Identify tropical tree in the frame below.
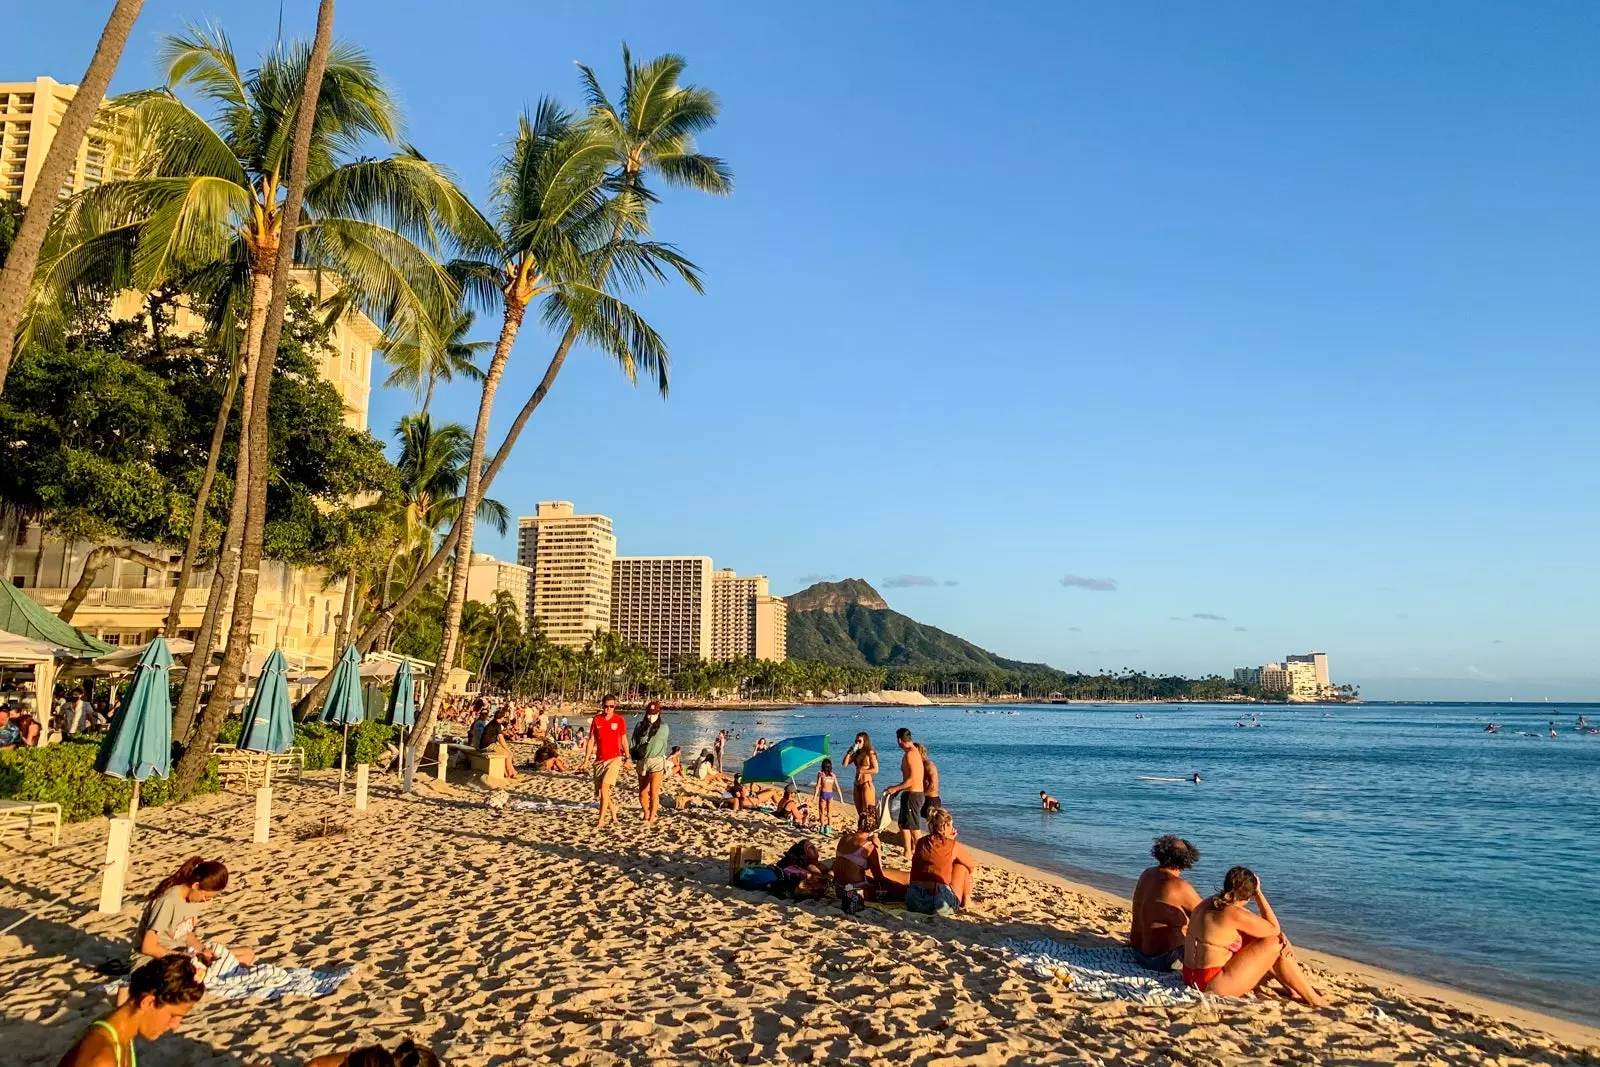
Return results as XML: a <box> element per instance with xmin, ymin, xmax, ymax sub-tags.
<box><xmin>379</xmin><ymin>302</ymin><xmax>489</xmax><ymax>415</ymax></box>
<box><xmin>0</xmin><ymin>0</ymin><xmax>147</xmax><ymax>397</ymax></box>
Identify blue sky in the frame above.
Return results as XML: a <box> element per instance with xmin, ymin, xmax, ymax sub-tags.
<box><xmin>18</xmin><ymin>2</ymin><xmax>1600</xmax><ymax>699</ymax></box>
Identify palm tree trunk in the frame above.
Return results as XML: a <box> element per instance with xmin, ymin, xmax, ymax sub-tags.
<box><xmin>332</xmin><ymin>565</ymin><xmax>358</xmax><ymax>652</ymax></box>
<box><xmin>408</xmin><ymin>303</ymin><xmax>524</xmax><ymax>762</ymax></box>
<box><xmin>0</xmin><ymin>0</ymin><xmax>145</xmax><ymax>396</ymax></box>
<box><xmin>375</xmin><ymin>552</ymin><xmax>399</xmax><ymax>651</ymax></box>
<box><xmin>163</xmin><ymin>349</ymin><xmax>243</xmax><ymax>636</ymax></box>
<box><xmin>58</xmin><ymin>545</ymin><xmax>168</xmax><ymax>623</ymax></box>
<box><xmin>296</xmin><ymin>320</ymin><xmax>582</xmax><ymax>723</ymax></box>
<box><xmin>419</xmin><ymin>373</ymin><xmax>436</xmax><ymax>418</ymax></box>
<box><xmin>173</xmin><ymin>0</ymin><xmax>336</xmax><ymax>796</ymax></box>
<box><xmin>169</xmin><ymin>269</ymin><xmax>269</xmax><ymax>743</ymax></box>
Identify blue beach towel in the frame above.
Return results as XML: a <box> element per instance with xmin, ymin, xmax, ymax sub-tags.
<box><xmin>1000</xmin><ymin>939</ymin><xmax>1201</xmax><ymax>1006</ymax></box>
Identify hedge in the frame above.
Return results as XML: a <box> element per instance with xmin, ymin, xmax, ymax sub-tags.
<box><xmin>0</xmin><ymin>738</ymin><xmax>220</xmax><ymax>824</ymax></box>
<box><xmin>217</xmin><ymin>718</ymin><xmax>400</xmax><ymax>771</ymax></box>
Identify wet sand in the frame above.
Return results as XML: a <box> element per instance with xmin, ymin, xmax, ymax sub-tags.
<box><xmin>1</xmin><ymin>754</ymin><xmax>1594</xmax><ymax>1065</ymax></box>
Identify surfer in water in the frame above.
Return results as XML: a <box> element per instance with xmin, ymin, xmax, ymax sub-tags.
<box><xmin>1039</xmin><ymin>790</ymin><xmax>1061</xmax><ymax>813</ymax></box>
<box><xmin>1484</xmin><ymin>723</ymin><xmax>1500</xmax><ymax>733</ymax></box>
<box><xmin>1191</xmin><ymin>773</ymin><xmax>1202</xmax><ymax>784</ymax></box>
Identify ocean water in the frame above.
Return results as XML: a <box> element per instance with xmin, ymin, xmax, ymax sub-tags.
<box><xmin>669</xmin><ymin>701</ymin><xmax>1600</xmax><ymax>1024</ymax></box>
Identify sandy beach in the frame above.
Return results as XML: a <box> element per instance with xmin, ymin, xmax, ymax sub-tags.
<box><xmin>2</xmin><ymin>751</ymin><xmax>1595</xmax><ymax>1066</ymax></box>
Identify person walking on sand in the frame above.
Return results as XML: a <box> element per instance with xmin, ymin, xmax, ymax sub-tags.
<box><xmin>631</xmin><ymin>701</ymin><xmax>670</xmax><ymax>824</ymax></box>
<box><xmin>882</xmin><ymin>727</ymin><xmax>927</xmax><ymax>854</ymax></box>
<box><xmin>57</xmin><ymin>956</ymin><xmax>205</xmax><ymax>1067</ymax></box>
<box><xmin>586</xmin><ymin>694</ymin><xmax>631</xmax><ymax>829</ymax></box>
<box><xmin>843</xmin><ymin>732</ymin><xmax>879</xmax><ymax>822</ymax></box>
<box><xmin>1130</xmin><ymin>835</ymin><xmax>1202</xmax><ymax>971</ymax></box>
<box><xmin>1180</xmin><ymin>866</ymin><xmax>1328</xmax><ymax>1005</ymax></box>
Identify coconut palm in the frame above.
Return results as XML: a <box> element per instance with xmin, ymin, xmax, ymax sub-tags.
<box><xmin>379</xmin><ymin>303</ymin><xmax>490</xmax><ymax>415</ymax></box>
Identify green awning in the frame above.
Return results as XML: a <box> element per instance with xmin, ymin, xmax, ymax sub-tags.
<box><xmin>0</xmin><ymin>579</ymin><xmax>115</xmax><ymax>657</ymax></box>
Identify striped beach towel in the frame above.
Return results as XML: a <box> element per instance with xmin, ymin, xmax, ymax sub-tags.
<box><xmin>1000</xmin><ymin>939</ymin><xmax>1200</xmax><ymax>1006</ymax></box>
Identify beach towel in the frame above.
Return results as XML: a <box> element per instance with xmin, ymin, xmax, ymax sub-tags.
<box><xmin>873</xmin><ymin>791</ymin><xmax>897</xmax><ymax>834</ymax></box>
<box><xmin>1000</xmin><ymin>939</ymin><xmax>1200</xmax><ymax>1006</ymax></box>
<box><xmin>108</xmin><ymin>945</ymin><xmax>350</xmax><ymax>1002</ymax></box>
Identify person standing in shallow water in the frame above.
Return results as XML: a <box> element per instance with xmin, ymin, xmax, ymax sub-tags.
<box><xmin>1130</xmin><ymin>834</ymin><xmax>1203</xmax><ymax>970</ymax></box>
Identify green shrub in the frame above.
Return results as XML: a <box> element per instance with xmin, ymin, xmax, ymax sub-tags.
<box><xmin>216</xmin><ymin>719</ymin><xmax>243</xmax><ymax>746</ymax></box>
<box><xmin>349</xmin><ymin>720</ymin><xmax>400</xmax><ymax>766</ymax></box>
<box><xmin>0</xmin><ymin>740</ymin><xmax>219</xmax><ymax>823</ymax></box>
<box><xmin>291</xmin><ymin>721</ymin><xmax>343</xmax><ymax>770</ymax></box>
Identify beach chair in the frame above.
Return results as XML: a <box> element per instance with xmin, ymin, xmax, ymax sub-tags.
<box><xmin>213</xmin><ymin>744</ymin><xmax>306</xmax><ymax>790</ymax></box>
<box><xmin>0</xmin><ymin>799</ymin><xmax>62</xmax><ymax>848</ymax></box>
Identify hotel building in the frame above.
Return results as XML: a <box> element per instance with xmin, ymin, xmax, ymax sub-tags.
<box><xmin>464</xmin><ymin>553</ymin><xmax>533</xmax><ymax>623</ymax></box>
<box><xmin>1235</xmin><ymin>651</ymin><xmax>1332</xmax><ymax>700</ymax></box>
<box><xmin>1</xmin><ymin>77</ymin><xmax>133</xmax><ymax>204</ymax></box>
<box><xmin>517</xmin><ymin>502</ymin><xmax>616</xmax><ymax>649</ymax></box>
<box><xmin>709</xmin><ymin>569</ymin><xmax>788</xmax><ymax>662</ymax></box>
<box><xmin>610</xmin><ymin>557</ymin><xmax>713</xmax><ymax>668</ymax></box>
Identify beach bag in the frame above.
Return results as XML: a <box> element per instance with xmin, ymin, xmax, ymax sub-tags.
<box><xmin>736</xmin><ymin>865</ymin><xmax>779</xmax><ymax>890</ymax></box>
<box><xmin>874</xmin><ymin>791</ymin><xmax>897</xmax><ymax>834</ymax></box>
<box><xmin>727</xmin><ymin>845</ymin><xmax>764</xmax><ymax>885</ymax></box>
<box><xmin>839</xmin><ymin>884</ymin><xmax>865</xmax><ymax>915</ymax></box>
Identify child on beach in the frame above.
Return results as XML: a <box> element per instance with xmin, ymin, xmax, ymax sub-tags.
<box><xmin>58</xmin><ymin>956</ymin><xmax>205</xmax><ymax>1067</ymax></box>
<box><xmin>778</xmin><ymin>782</ymin><xmax>808</xmax><ymax>825</ymax></box>
<box><xmin>131</xmin><ymin>857</ymin><xmax>255</xmax><ymax>972</ymax></box>
<box><xmin>813</xmin><ymin>759</ymin><xmax>841</xmax><ymax>825</ymax></box>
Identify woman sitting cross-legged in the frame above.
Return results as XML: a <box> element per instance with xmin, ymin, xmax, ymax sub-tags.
<box><xmin>906</xmin><ymin>807</ymin><xmax>975</xmax><ymax>915</ymax></box>
<box><xmin>132</xmin><ymin>857</ymin><xmax>255</xmax><ymax>972</ymax></box>
<box><xmin>1180</xmin><ymin>865</ymin><xmax>1328</xmax><ymax>1005</ymax></box>
<box><xmin>833</xmin><ymin>812</ymin><xmax>908</xmax><ymax>901</ymax></box>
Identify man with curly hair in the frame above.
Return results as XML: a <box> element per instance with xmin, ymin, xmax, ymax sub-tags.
<box><xmin>1130</xmin><ymin>834</ymin><xmax>1202</xmax><ymax>971</ymax></box>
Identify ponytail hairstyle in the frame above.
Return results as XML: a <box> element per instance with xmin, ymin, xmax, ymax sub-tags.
<box><xmin>146</xmin><ymin>856</ymin><xmax>229</xmax><ymax>903</ymax></box>
<box><xmin>1216</xmin><ymin>865</ymin><xmax>1259</xmax><ymax>906</ymax></box>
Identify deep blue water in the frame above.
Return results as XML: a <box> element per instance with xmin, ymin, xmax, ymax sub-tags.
<box><xmin>671</xmin><ymin>702</ymin><xmax>1600</xmax><ymax>1024</ymax></box>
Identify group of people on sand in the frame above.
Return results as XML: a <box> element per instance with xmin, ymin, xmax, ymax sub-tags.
<box><xmin>57</xmin><ymin>856</ymin><xmax>439</xmax><ymax>1066</ymax></box>
<box><xmin>1130</xmin><ymin>834</ymin><xmax>1328</xmax><ymax>1005</ymax></box>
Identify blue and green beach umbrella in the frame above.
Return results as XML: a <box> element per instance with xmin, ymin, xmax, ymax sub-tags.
<box><xmin>385</xmin><ymin>659</ymin><xmax>415</xmax><ymax>728</ymax></box>
<box><xmin>94</xmin><ymin>635</ymin><xmax>174</xmax><ymax>821</ymax></box>
<box><xmin>320</xmin><ymin>644</ymin><xmax>365</xmax><ymax>794</ymax></box>
<box><xmin>237</xmin><ymin>648</ymin><xmax>293</xmax><ymax>755</ymax></box>
<box><xmin>741</xmin><ymin>734</ymin><xmax>830</xmax><ymax>784</ymax></box>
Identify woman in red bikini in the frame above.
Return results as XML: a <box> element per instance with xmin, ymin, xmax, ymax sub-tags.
<box><xmin>1180</xmin><ymin>866</ymin><xmax>1328</xmax><ymax>1006</ymax></box>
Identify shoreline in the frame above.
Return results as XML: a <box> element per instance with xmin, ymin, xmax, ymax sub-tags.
<box><xmin>965</xmin><ymin>844</ymin><xmax>1600</xmax><ymax>1047</ymax></box>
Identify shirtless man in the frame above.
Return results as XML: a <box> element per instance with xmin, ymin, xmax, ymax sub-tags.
<box><xmin>881</xmin><ymin>727</ymin><xmax>927</xmax><ymax>855</ymax></box>
<box><xmin>1130</xmin><ymin>834</ymin><xmax>1203</xmax><ymax>971</ymax></box>
<box><xmin>1039</xmin><ymin>790</ymin><xmax>1061</xmax><ymax>812</ymax></box>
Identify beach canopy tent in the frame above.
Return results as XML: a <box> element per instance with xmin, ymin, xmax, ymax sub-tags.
<box><xmin>237</xmin><ymin>648</ymin><xmax>294</xmax><ymax>755</ymax></box>
<box><xmin>741</xmin><ymin>735</ymin><xmax>831</xmax><ymax>784</ymax></box>
<box><xmin>0</xmin><ymin>579</ymin><xmax>114</xmax><ymax>657</ymax></box>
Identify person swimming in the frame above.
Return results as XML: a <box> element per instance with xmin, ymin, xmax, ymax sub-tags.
<box><xmin>1191</xmin><ymin>773</ymin><xmax>1202</xmax><ymax>784</ymax></box>
<box><xmin>1484</xmin><ymin>723</ymin><xmax>1500</xmax><ymax>733</ymax></box>
<box><xmin>1039</xmin><ymin>790</ymin><xmax>1061</xmax><ymax>812</ymax></box>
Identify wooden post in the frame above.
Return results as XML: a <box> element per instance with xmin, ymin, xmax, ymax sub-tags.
<box><xmin>253</xmin><ymin>786</ymin><xmax>271</xmax><ymax>843</ymax></box>
<box><xmin>354</xmin><ymin>763</ymin><xmax>369</xmax><ymax>811</ymax></box>
<box><xmin>97</xmin><ymin>817</ymin><xmax>132</xmax><ymax>915</ymax></box>
<box><xmin>436</xmin><ymin>742</ymin><xmax>448</xmax><ymax>783</ymax></box>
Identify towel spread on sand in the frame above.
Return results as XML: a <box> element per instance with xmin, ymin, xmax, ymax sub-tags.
<box><xmin>109</xmin><ymin>945</ymin><xmax>350</xmax><ymax>1002</ymax></box>
<box><xmin>510</xmin><ymin>798</ymin><xmax>597</xmax><ymax>812</ymax></box>
<box><xmin>1000</xmin><ymin>940</ymin><xmax>1200</xmax><ymax>1005</ymax></box>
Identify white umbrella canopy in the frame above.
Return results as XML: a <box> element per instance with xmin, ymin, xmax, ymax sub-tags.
<box><xmin>95</xmin><ymin>637</ymin><xmax>197</xmax><ymax>672</ymax></box>
<box><xmin>0</xmin><ymin>631</ymin><xmax>71</xmax><ymax>663</ymax></box>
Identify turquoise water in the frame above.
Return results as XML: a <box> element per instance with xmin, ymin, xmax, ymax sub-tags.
<box><xmin>671</xmin><ymin>701</ymin><xmax>1600</xmax><ymax>1024</ymax></box>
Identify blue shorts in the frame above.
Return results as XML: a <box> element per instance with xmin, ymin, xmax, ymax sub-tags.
<box><xmin>905</xmin><ymin>882</ymin><xmax>961</xmax><ymax>916</ymax></box>
<box><xmin>820</xmin><ymin>790</ymin><xmax>837</xmax><ymax>802</ymax></box>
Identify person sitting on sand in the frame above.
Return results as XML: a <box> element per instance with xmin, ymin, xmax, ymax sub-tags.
<box><xmin>778</xmin><ymin>782</ymin><xmax>808</xmax><ymax>825</ymax></box>
<box><xmin>477</xmin><ymin>707</ymin><xmax>519</xmax><ymax>780</ymax></box>
<box><xmin>667</xmin><ymin>746</ymin><xmax>684</xmax><ymax>777</ymax></box>
<box><xmin>533</xmin><ymin>741</ymin><xmax>574</xmax><ymax>773</ymax></box>
<box><xmin>306</xmin><ymin>1038</ymin><xmax>442</xmax><ymax>1067</ymax></box>
<box><xmin>1130</xmin><ymin>834</ymin><xmax>1202</xmax><ymax>970</ymax></box>
<box><xmin>132</xmin><ymin>858</ymin><xmax>255</xmax><ymax>971</ymax></box>
<box><xmin>1039</xmin><ymin>790</ymin><xmax>1061</xmax><ymax>813</ymax></box>
<box><xmin>58</xmin><ymin>955</ymin><xmax>204</xmax><ymax>1067</ymax></box>
<box><xmin>906</xmin><ymin>807</ymin><xmax>974</xmax><ymax>916</ymax></box>
<box><xmin>1180</xmin><ymin>866</ymin><xmax>1328</xmax><ymax>1005</ymax></box>
<box><xmin>833</xmin><ymin>813</ymin><xmax>909</xmax><ymax>902</ymax></box>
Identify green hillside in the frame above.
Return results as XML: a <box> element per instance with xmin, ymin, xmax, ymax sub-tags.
<box><xmin>784</xmin><ymin>580</ymin><xmax>1055</xmax><ymax>672</ymax></box>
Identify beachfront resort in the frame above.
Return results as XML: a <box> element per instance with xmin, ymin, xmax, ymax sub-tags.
<box><xmin>1</xmin><ymin>4</ymin><xmax>1597</xmax><ymax>1065</ymax></box>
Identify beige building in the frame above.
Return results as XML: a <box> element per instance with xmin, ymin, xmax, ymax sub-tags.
<box><xmin>1286</xmin><ymin>652</ymin><xmax>1330</xmax><ymax>691</ymax></box>
<box><xmin>710</xmin><ymin>569</ymin><xmax>788</xmax><ymax>662</ymax></box>
<box><xmin>1259</xmin><ymin>664</ymin><xmax>1292</xmax><ymax>693</ymax></box>
<box><xmin>611</xmin><ymin>557</ymin><xmax>712</xmax><ymax>668</ymax></box>
<box><xmin>1236</xmin><ymin>652</ymin><xmax>1333</xmax><ymax>699</ymax></box>
<box><xmin>464</xmin><ymin>552</ymin><xmax>532</xmax><ymax>622</ymax></box>
<box><xmin>517</xmin><ymin>502</ymin><xmax>616</xmax><ymax>649</ymax></box>
<box><xmin>1</xmin><ymin>77</ymin><xmax>132</xmax><ymax>204</ymax></box>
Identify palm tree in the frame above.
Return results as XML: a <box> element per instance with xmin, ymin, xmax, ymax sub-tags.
<box><xmin>0</xmin><ymin>0</ymin><xmax>147</xmax><ymax>397</ymax></box>
<box><xmin>404</xmin><ymin>98</ymin><xmax>699</xmax><ymax>763</ymax></box>
<box><xmin>379</xmin><ymin>303</ymin><xmax>490</xmax><ymax>415</ymax></box>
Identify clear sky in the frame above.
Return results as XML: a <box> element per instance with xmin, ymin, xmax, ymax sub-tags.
<box><xmin>17</xmin><ymin>2</ymin><xmax>1600</xmax><ymax>699</ymax></box>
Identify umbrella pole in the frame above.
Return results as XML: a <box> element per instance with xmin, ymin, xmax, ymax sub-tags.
<box><xmin>340</xmin><ymin>723</ymin><xmax>349</xmax><ymax>796</ymax></box>
<box><xmin>125</xmin><ymin>779</ymin><xmax>141</xmax><ymax>876</ymax></box>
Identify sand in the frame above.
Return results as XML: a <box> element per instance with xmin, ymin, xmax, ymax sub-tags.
<box><xmin>2</xmin><ymin>751</ymin><xmax>1595</xmax><ymax>1066</ymax></box>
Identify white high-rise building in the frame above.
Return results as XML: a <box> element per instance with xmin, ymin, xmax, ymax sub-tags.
<box><xmin>710</xmin><ymin>569</ymin><xmax>788</xmax><ymax>662</ymax></box>
<box><xmin>516</xmin><ymin>502</ymin><xmax>616</xmax><ymax>649</ymax></box>
<box><xmin>464</xmin><ymin>553</ymin><xmax>533</xmax><ymax>622</ymax></box>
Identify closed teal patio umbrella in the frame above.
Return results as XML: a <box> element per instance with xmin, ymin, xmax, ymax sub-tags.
<box><xmin>320</xmin><ymin>644</ymin><xmax>365</xmax><ymax>795</ymax></box>
<box><xmin>386</xmin><ymin>659</ymin><xmax>415</xmax><ymax>781</ymax></box>
<box><xmin>94</xmin><ymin>636</ymin><xmax>174</xmax><ymax>826</ymax></box>
<box><xmin>238</xmin><ymin>648</ymin><xmax>293</xmax><ymax>759</ymax></box>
